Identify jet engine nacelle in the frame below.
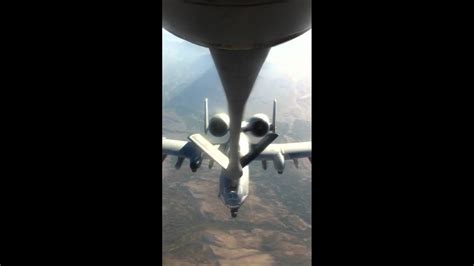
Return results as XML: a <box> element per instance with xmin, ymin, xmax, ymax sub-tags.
<box><xmin>247</xmin><ymin>113</ymin><xmax>270</xmax><ymax>137</ymax></box>
<box><xmin>209</xmin><ymin>113</ymin><xmax>230</xmax><ymax>137</ymax></box>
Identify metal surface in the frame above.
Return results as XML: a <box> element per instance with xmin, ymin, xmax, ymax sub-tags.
<box><xmin>210</xmin><ymin>47</ymin><xmax>270</xmax><ymax>179</ymax></box>
<box><xmin>162</xmin><ymin>0</ymin><xmax>311</xmax><ymax>50</ymax></box>
<box><xmin>163</xmin><ymin>0</ymin><xmax>311</xmax><ymax>181</ymax></box>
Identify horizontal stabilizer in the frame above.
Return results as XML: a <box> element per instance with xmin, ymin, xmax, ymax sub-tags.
<box><xmin>240</xmin><ymin>133</ymin><xmax>278</xmax><ymax>167</ymax></box>
<box><xmin>188</xmin><ymin>134</ymin><xmax>229</xmax><ymax>170</ymax></box>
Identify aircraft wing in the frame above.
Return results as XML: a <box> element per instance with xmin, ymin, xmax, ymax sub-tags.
<box><xmin>254</xmin><ymin>141</ymin><xmax>311</xmax><ymax>172</ymax></box>
<box><xmin>257</xmin><ymin>142</ymin><xmax>312</xmax><ymax>160</ymax></box>
<box><xmin>162</xmin><ymin>137</ymin><xmax>222</xmax><ymax>158</ymax></box>
<box><xmin>163</xmin><ymin>138</ymin><xmax>195</xmax><ymax>158</ymax></box>
<box><xmin>162</xmin><ymin>137</ymin><xmax>221</xmax><ymax>170</ymax></box>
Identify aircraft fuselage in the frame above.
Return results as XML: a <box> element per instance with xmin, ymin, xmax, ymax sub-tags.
<box><xmin>218</xmin><ymin>132</ymin><xmax>251</xmax><ymax>215</ymax></box>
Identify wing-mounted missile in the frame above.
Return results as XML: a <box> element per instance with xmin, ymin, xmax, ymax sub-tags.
<box><xmin>293</xmin><ymin>158</ymin><xmax>299</xmax><ymax>168</ymax></box>
<box><xmin>175</xmin><ymin>157</ymin><xmax>185</xmax><ymax>170</ymax></box>
<box><xmin>273</xmin><ymin>152</ymin><xmax>285</xmax><ymax>174</ymax></box>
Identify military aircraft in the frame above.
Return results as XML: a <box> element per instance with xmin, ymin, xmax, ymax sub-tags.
<box><xmin>162</xmin><ymin>99</ymin><xmax>311</xmax><ymax>218</ymax></box>
<box><xmin>162</xmin><ymin>1</ymin><xmax>312</xmax><ymax>217</ymax></box>
<box><xmin>163</xmin><ymin>0</ymin><xmax>312</xmax><ymax>183</ymax></box>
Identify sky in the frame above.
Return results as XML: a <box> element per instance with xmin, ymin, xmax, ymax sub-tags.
<box><xmin>265</xmin><ymin>29</ymin><xmax>312</xmax><ymax>79</ymax></box>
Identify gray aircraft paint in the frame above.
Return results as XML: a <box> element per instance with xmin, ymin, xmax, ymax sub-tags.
<box><xmin>218</xmin><ymin>133</ymin><xmax>251</xmax><ymax>210</ymax></box>
<box><xmin>163</xmin><ymin>112</ymin><xmax>311</xmax><ymax>215</ymax></box>
<box><xmin>163</xmin><ymin>0</ymin><xmax>311</xmax><ymax>182</ymax></box>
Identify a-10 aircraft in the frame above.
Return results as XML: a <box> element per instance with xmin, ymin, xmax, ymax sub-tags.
<box><xmin>162</xmin><ymin>98</ymin><xmax>311</xmax><ymax>218</ymax></box>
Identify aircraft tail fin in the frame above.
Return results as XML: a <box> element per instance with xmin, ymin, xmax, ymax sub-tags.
<box><xmin>204</xmin><ymin>98</ymin><xmax>209</xmax><ymax>134</ymax></box>
<box><xmin>188</xmin><ymin>133</ymin><xmax>229</xmax><ymax>170</ymax></box>
<box><xmin>270</xmin><ymin>99</ymin><xmax>277</xmax><ymax>133</ymax></box>
<box><xmin>240</xmin><ymin>133</ymin><xmax>278</xmax><ymax>167</ymax></box>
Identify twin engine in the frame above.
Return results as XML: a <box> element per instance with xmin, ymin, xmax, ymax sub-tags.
<box><xmin>208</xmin><ymin>113</ymin><xmax>230</xmax><ymax>137</ymax></box>
<box><xmin>208</xmin><ymin>113</ymin><xmax>272</xmax><ymax>138</ymax></box>
<box><xmin>205</xmin><ymin>98</ymin><xmax>275</xmax><ymax>139</ymax></box>
<box><xmin>246</xmin><ymin>113</ymin><xmax>271</xmax><ymax>137</ymax></box>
